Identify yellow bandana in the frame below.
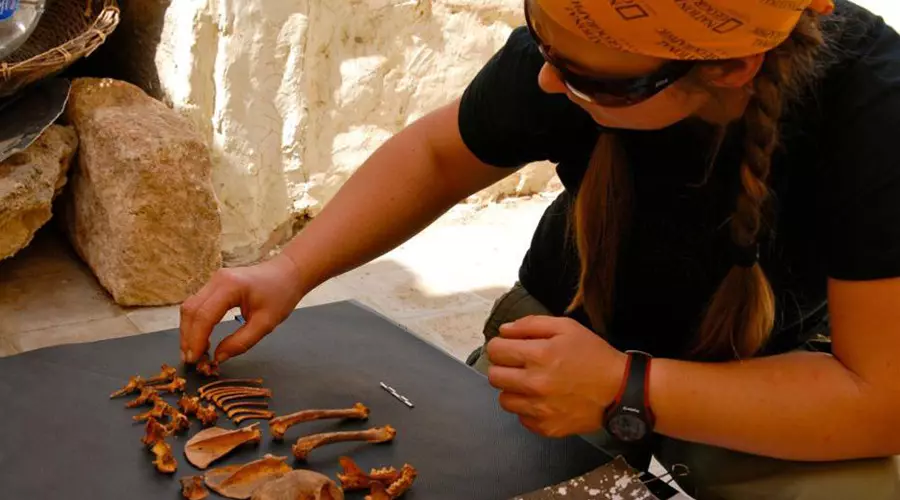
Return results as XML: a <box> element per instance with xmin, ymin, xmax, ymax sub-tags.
<box><xmin>537</xmin><ymin>0</ymin><xmax>835</xmax><ymax>60</ymax></box>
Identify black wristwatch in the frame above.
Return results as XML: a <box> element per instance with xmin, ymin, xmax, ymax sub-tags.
<box><xmin>604</xmin><ymin>350</ymin><xmax>655</xmax><ymax>443</ymax></box>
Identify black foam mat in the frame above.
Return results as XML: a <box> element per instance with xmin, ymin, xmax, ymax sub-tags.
<box><xmin>0</xmin><ymin>300</ymin><xmax>611</xmax><ymax>499</ymax></box>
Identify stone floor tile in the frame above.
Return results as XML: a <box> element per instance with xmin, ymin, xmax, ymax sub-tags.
<box><xmin>8</xmin><ymin>316</ymin><xmax>142</xmax><ymax>354</ymax></box>
<box><xmin>405</xmin><ymin>305</ymin><xmax>493</xmax><ymax>362</ymax></box>
<box><xmin>0</xmin><ymin>338</ymin><xmax>19</xmax><ymax>358</ymax></box>
<box><xmin>0</xmin><ymin>259</ymin><xmax>125</xmax><ymax>336</ymax></box>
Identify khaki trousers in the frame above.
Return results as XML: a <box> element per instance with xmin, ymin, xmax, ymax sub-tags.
<box><xmin>466</xmin><ymin>283</ymin><xmax>900</xmax><ymax>500</ymax></box>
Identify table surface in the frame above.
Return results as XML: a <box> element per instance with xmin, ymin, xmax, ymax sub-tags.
<box><xmin>0</xmin><ymin>300</ymin><xmax>615</xmax><ymax>500</ymax></box>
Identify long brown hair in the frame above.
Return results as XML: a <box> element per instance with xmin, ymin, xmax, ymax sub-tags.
<box><xmin>566</xmin><ymin>12</ymin><xmax>828</xmax><ymax>360</ymax></box>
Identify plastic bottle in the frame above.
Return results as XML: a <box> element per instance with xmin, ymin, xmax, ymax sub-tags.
<box><xmin>0</xmin><ymin>0</ymin><xmax>46</xmax><ymax>61</ymax></box>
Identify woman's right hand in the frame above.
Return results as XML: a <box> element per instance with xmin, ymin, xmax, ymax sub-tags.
<box><xmin>179</xmin><ymin>253</ymin><xmax>307</xmax><ymax>365</ymax></box>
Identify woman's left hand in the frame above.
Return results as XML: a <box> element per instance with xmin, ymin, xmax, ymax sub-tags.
<box><xmin>485</xmin><ymin>316</ymin><xmax>628</xmax><ymax>438</ymax></box>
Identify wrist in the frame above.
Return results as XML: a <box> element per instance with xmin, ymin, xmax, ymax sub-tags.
<box><xmin>604</xmin><ymin>350</ymin><xmax>656</xmax><ymax>443</ymax></box>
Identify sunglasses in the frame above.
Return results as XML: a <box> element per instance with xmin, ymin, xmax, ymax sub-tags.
<box><xmin>524</xmin><ymin>0</ymin><xmax>695</xmax><ymax>107</ymax></box>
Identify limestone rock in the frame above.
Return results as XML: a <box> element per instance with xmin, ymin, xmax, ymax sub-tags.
<box><xmin>63</xmin><ymin>78</ymin><xmax>222</xmax><ymax>306</ymax></box>
<box><xmin>92</xmin><ymin>0</ymin><xmax>555</xmax><ymax>265</ymax></box>
<box><xmin>0</xmin><ymin>125</ymin><xmax>78</xmax><ymax>261</ymax></box>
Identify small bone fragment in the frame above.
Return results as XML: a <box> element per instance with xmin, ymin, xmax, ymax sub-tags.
<box><xmin>181</xmin><ymin>476</ymin><xmax>209</xmax><ymax>500</ymax></box>
<box><xmin>197</xmin><ymin>404</ymin><xmax>219</xmax><ymax>427</ymax></box>
<box><xmin>157</xmin><ymin>377</ymin><xmax>188</xmax><ymax>394</ymax></box>
<box><xmin>385</xmin><ymin>464</ymin><xmax>417</xmax><ymax>498</ymax></box>
<box><xmin>126</xmin><ymin>387</ymin><xmax>161</xmax><ymax>408</ymax></box>
<box><xmin>251</xmin><ymin>470</ymin><xmax>345</xmax><ymax>500</ymax></box>
<box><xmin>292</xmin><ymin>426</ymin><xmax>396</xmax><ymax>461</ymax></box>
<box><xmin>198</xmin><ymin>378</ymin><xmax>264</xmax><ymax>397</ymax></box>
<box><xmin>196</xmin><ymin>355</ymin><xmax>220</xmax><ymax>378</ymax></box>
<box><xmin>228</xmin><ymin>407</ymin><xmax>275</xmax><ymax>419</ymax></box>
<box><xmin>110</xmin><ymin>375</ymin><xmax>145</xmax><ymax>398</ymax></box>
<box><xmin>166</xmin><ymin>407</ymin><xmax>192</xmax><ymax>434</ymax></box>
<box><xmin>337</xmin><ymin>456</ymin><xmax>400</xmax><ymax>491</ymax></box>
<box><xmin>203</xmin><ymin>454</ymin><xmax>292</xmax><ymax>499</ymax></box>
<box><xmin>366</xmin><ymin>483</ymin><xmax>392</xmax><ymax>500</ymax></box>
<box><xmin>179</xmin><ymin>395</ymin><xmax>202</xmax><ymax>415</ymax></box>
<box><xmin>145</xmin><ymin>364</ymin><xmax>178</xmax><ymax>385</ymax></box>
<box><xmin>142</xmin><ymin>417</ymin><xmax>170</xmax><ymax>446</ymax></box>
<box><xmin>134</xmin><ymin>399</ymin><xmax>172</xmax><ymax>422</ymax></box>
<box><xmin>269</xmin><ymin>403</ymin><xmax>369</xmax><ymax>441</ymax></box>
<box><xmin>184</xmin><ymin>423</ymin><xmax>263</xmax><ymax>469</ymax></box>
<box><xmin>223</xmin><ymin>400</ymin><xmax>269</xmax><ymax>412</ymax></box>
<box><xmin>152</xmin><ymin>440</ymin><xmax>178</xmax><ymax>474</ymax></box>
<box><xmin>233</xmin><ymin>411</ymin><xmax>275</xmax><ymax>424</ymax></box>
<box><xmin>214</xmin><ymin>391</ymin><xmax>272</xmax><ymax>407</ymax></box>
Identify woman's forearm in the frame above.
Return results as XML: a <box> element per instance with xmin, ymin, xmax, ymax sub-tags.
<box><xmin>280</xmin><ymin>100</ymin><xmax>513</xmax><ymax>294</ymax></box>
<box><xmin>649</xmin><ymin>351</ymin><xmax>898</xmax><ymax>461</ymax></box>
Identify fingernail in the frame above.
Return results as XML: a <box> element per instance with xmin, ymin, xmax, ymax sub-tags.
<box><xmin>500</xmin><ymin>322</ymin><xmax>514</xmax><ymax>330</ymax></box>
<box><xmin>180</xmin><ymin>351</ymin><xmax>186</xmax><ymax>363</ymax></box>
<box><xmin>215</xmin><ymin>352</ymin><xmax>230</xmax><ymax>364</ymax></box>
<box><xmin>185</xmin><ymin>349</ymin><xmax>195</xmax><ymax>363</ymax></box>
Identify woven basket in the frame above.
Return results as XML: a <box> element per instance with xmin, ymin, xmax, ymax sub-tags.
<box><xmin>0</xmin><ymin>0</ymin><xmax>119</xmax><ymax>98</ymax></box>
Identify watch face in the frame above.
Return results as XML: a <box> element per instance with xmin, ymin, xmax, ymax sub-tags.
<box><xmin>608</xmin><ymin>413</ymin><xmax>647</xmax><ymax>442</ymax></box>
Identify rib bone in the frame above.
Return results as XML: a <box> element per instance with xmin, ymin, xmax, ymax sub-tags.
<box><xmin>269</xmin><ymin>403</ymin><xmax>369</xmax><ymax>441</ymax></box>
<box><xmin>198</xmin><ymin>378</ymin><xmax>264</xmax><ymax>397</ymax></box>
<box><xmin>228</xmin><ymin>407</ymin><xmax>276</xmax><ymax>419</ymax></box>
<box><xmin>204</xmin><ymin>387</ymin><xmax>270</xmax><ymax>402</ymax></box>
<box><xmin>222</xmin><ymin>400</ymin><xmax>269</xmax><ymax>412</ymax></box>
<box><xmin>184</xmin><ymin>424</ymin><xmax>262</xmax><ymax>469</ymax></box>
<box><xmin>232</xmin><ymin>411</ymin><xmax>275</xmax><ymax>424</ymax></box>
<box><xmin>292</xmin><ymin>426</ymin><xmax>396</xmax><ymax>461</ymax></box>
<box><xmin>214</xmin><ymin>391</ymin><xmax>272</xmax><ymax>407</ymax></box>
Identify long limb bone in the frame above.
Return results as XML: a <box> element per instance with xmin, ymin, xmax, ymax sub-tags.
<box><xmin>181</xmin><ymin>476</ymin><xmax>209</xmax><ymax>500</ymax></box>
<box><xmin>214</xmin><ymin>391</ymin><xmax>272</xmax><ymax>407</ymax></box>
<box><xmin>292</xmin><ymin>426</ymin><xmax>396</xmax><ymax>461</ymax></box>
<box><xmin>126</xmin><ymin>387</ymin><xmax>161</xmax><ymax>408</ymax></box>
<box><xmin>232</xmin><ymin>411</ymin><xmax>275</xmax><ymax>424</ymax></box>
<box><xmin>110</xmin><ymin>376</ymin><xmax>145</xmax><ymax>398</ymax></box>
<box><xmin>198</xmin><ymin>378</ymin><xmax>264</xmax><ymax>397</ymax></box>
<box><xmin>184</xmin><ymin>424</ymin><xmax>262</xmax><ymax>469</ymax></box>
<box><xmin>269</xmin><ymin>403</ymin><xmax>369</xmax><ymax>441</ymax></box>
<box><xmin>222</xmin><ymin>400</ymin><xmax>269</xmax><ymax>412</ymax></box>
<box><xmin>337</xmin><ymin>456</ymin><xmax>400</xmax><ymax>491</ymax></box>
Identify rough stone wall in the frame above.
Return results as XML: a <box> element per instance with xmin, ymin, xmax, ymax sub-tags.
<box><xmin>104</xmin><ymin>0</ymin><xmax>553</xmax><ymax>266</ymax></box>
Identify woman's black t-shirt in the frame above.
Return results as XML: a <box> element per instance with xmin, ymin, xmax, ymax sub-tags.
<box><xmin>457</xmin><ymin>0</ymin><xmax>900</xmax><ymax>359</ymax></box>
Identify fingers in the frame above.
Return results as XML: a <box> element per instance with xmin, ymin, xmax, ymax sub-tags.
<box><xmin>487</xmin><ymin>366</ymin><xmax>540</xmax><ymax>396</ymax></box>
<box><xmin>498</xmin><ymin>391</ymin><xmax>539</xmax><ymax>418</ymax></box>
<box><xmin>499</xmin><ymin>315</ymin><xmax>574</xmax><ymax>340</ymax></box>
<box><xmin>485</xmin><ymin>337</ymin><xmax>537</xmax><ymax>368</ymax></box>
<box><xmin>213</xmin><ymin>313</ymin><xmax>277</xmax><ymax>363</ymax></box>
<box><xmin>180</xmin><ymin>273</ymin><xmax>242</xmax><ymax>363</ymax></box>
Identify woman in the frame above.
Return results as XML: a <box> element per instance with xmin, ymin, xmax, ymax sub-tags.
<box><xmin>180</xmin><ymin>0</ymin><xmax>900</xmax><ymax>497</ymax></box>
